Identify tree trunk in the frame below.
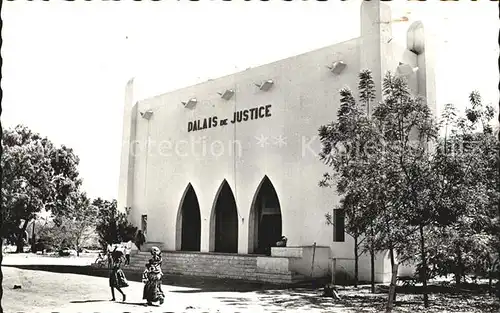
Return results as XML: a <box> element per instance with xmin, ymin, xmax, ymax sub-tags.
<box><xmin>489</xmin><ymin>257</ymin><xmax>498</xmax><ymax>296</ymax></box>
<box><xmin>489</xmin><ymin>272</ymin><xmax>493</xmax><ymax>296</ymax></box>
<box><xmin>370</xmin><ymin>247</ymin><xmax>375</xmax><ymax>293</ymax></box>
<box><xmin>31</xmin><ymin>221</ymin><xmax>36</xmax><ymax>253</ymax></box>
<box><xmin>389</xmin><ymin>247</ymin><xmax>397</xmax><ymax>302</ymax></box>
<box><xmin>354</xmin><ymin>236</ymin><xmax>359</xmax><ymax>288</ymax></box>
<box><xmin>455</xmin><ymin>243</ymin><xmax>462</xmax><ymax>286</ymax></box>
<box><xmin>15</xmin><ymin>220</ymin><xmax>29</xmax><ymax>253</ymax></box>
<box><xmin>419</xmin><ymin>224</ymin><xmax>429</xmax><ymax>308</ymax></box>
<box><xmin>385</xmin><ymin>263</ymin><xmax>399</xmax><ymax>313</ymax></box>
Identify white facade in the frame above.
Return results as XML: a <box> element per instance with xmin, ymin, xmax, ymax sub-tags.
<box><xmin>118</xmin><ymin>1</ymin><xmax>435</xmax><ymax>282</ymax></box>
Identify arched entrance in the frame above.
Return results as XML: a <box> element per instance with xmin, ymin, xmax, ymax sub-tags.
<box><xmin>176</xmin><ymin>184</ymin><xmax>201</xmax><ymax>251</ymax></box>
<box><xmin>210</xmin><ymin>180</ymin><xmax>238</xmax><ymax>253</ymax></box>
<box><xmin>248</xmin><ymin>176</ymin><xmax>282</xmax><ymax>255</ymax></box>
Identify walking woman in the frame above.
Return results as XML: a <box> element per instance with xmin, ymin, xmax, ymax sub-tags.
<box><xmin>142</xmin><ymin>246</ymin><xmax>165</xmax><ymax>305</ymax></box>
<box><xmin>109</xmin><ymin>246</ymin><xmax>129</xmax><ymax>302</ymax></box>
<box><xmin>135</xmin><ymin>230</ymin><xmax>146</xmax><ymax>252</ymax></box>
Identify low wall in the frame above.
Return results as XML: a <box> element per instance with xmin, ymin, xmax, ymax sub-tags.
<box><xmin>256</xmin><ymin>256</ymin><xmax>291</xmax><ymax>274</ymax></box>
<box><xmin>270</xmin><ymin>245</ymin><xmax>330</xmax><ymax>278</ymax></box>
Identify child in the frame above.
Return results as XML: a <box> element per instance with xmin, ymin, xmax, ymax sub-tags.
<box><xmin>124</xmin><ymin>240</ymin><xmax>132</xmax><ymax>266</ymax></box>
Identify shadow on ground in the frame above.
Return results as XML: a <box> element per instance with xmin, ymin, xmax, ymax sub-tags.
<box><xmin>70</xmin><ymin>299</ymin><xmax>149</xmax><ymax>307</ymax></box>
<box><xmin>217</xmin><ymin>288</ymin><xmax>342</xmax><ymax>311</ymax></box>
<box><xmin>4</xmin><ymin>264</ymin><xmax>285</xmax><ymax>293</ymax></box>
<box><xmin>6</xmin><ymin>265</ymin><xmax>499</xmax><ymax>312</ymax></box>
<box><xmin>70</xmin><ymin>299</ymin><xmax>108</xmax><ymax>304</ymax></box>
<box><xmin>214</xmin><ymin>285</ymin><xmax>500</xmax><ymax>312</ymax></box>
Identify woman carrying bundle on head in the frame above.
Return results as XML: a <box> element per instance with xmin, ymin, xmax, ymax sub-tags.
<box><xmin>142</xmin><ymin>246</ymin><xmax>165</xmax><ymax>305</ymax></box>
<box><xmin>109</xmin><ymin>245</ymin><xmax>129</xmax><ymax>302</ymax></box>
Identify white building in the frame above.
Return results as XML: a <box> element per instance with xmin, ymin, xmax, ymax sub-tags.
<box><xmin>118</xmin><ymin>1</ymin><xmax>435</xmax><ymax>283</ymax></box>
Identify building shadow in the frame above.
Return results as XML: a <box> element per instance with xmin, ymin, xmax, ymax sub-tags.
<box><xmin>163</xmin><ymin>275</ymin><xmax>284</xmax><ymax>293</ymax></box>
<box><xmin>4</xmin><ymin>264</ymin><xmax>285</xmax><ymax>293</ymax></box>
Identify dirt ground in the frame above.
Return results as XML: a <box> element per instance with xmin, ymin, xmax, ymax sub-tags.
<box><xmin>1</xmin><ymin>254</ymin><xmax>499</xmax><ymax>313</ymax></box>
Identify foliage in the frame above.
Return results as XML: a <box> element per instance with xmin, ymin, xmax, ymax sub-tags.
<box><xmin>424</xmin><ymin>92</ymin><xmax>500</xmax><ymax>284</ymax></box>
<box><xmin>318</xmin><ymin>70</ymin><xmax>499</xmax><ymax>310</ymax></box>
<box><xmin>33</xmin><ymin>219</ymin><xmax>58</xmax><ymax>252</ymax></box>
<box><xmin>52</xmin><ymin>192</ymin><xmax>99</xmax><ymax>255</ymax></box>
<box><xmin>1</xmin><ymin>125</ymin><xmax>81</xmax><ymax>252</ymax></box>
<box><xmin>94</xmin><ymin>199</ymin><xmax>137</xmax><ymax>250</ymax></box>
<box><xmin>319</xmin><ymin>70</ymin><xmax>379</xmax><ymax>287</ymax></box>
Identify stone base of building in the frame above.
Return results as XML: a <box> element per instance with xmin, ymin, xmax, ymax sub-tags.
<box><xmin>124</xmin><ymin>243</ymin><xmax>414</xmax><ymax>285</ymax></box>
<box><xmin>127</xmin><ymin>250</ymin><xmax>309</xmax><ymax>285</ymax></box>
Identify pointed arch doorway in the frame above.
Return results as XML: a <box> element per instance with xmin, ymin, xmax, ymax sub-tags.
<box><xmin>248</xmin><ymin>176</ymin><xmax>282</xmax><ymax>255</ymax></box>
<box><xmin>176</xmin><ymin>184</ymin><xmax>201</xmax><ymax>251</ymax></box>
<box><xmin>210</xmin><ymin>180</ymin><xmax>239</xmax><ymax>253</ymax></box>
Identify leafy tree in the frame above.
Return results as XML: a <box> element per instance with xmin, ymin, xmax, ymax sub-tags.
<box><xmin>1</xmin><ymin>125</ymin><xmax>81</xmax><ymax>253</ymax></box>
<box><xmin>319</xmin><ymin>70</ymin><xmax>378</xmax><ymax>288</ymax></box>
<box><xmin>371</xmin><ymin>72</ymin><xmax>440</xmax><ymax>309</ymax></box>
<box><xmin>94</xmin><ymin>199</ymin><xmax>137</xmax><ymax>250</ymax></box>
<box><xmin>50</xmin><ymin>191</ymin><xmax>98</xmax><ymax>256</ymax></box>
<box><xmin>319</xmin><ymin>70</ymin><xmax>472</xmax><ymax>311</ymax></box>
<box><xmin>426</xmin><ymin>93</ymin><xmax>499</xmax><ymax>291</ymax></box>
<box><xmin>35</xmin><ymin>220</ymin><xmax>58</xmax><ymax>253</ymax></box>
<box><xmin>117</xmin><ymin>207</ymin><xmax>138</xmax><ymax>243</ymax></box>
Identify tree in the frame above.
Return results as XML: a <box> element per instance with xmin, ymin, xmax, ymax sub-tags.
<box><xmin>425</xmin><ymin>93</ymin><xmax>499</xmax><ymax>290</ymax></box>
<box><xmin>319</xmin><ymin>70</ymin><xmax>451</xmax><ymax>311</ymax></box>
<box><xmin>372</xmin><ymin>72</ymin><xmax>440</xmax><ymax>309</ymax></box>
<box><xmin>319</xmin><ymin>70</ymin><xmax>378</xmax><ymax>288</ymax></box>
<box><xmin>51</xmin><ymin>191</ymin><xmax>98</xmax><ymax>256</ymax></box>
<box><xmin>117</xmin><ymin>207</ymin><xmax>138</xmax><ymax>243</ymax></box>
<box><xmin>94</xmin><ymin>199</ymin><xmax>137</xmax><ymax>250</ymax></box>
<box><xmin>1</xmin><ymin>125</ymin><xmax>81</xmax><ymax>253</ymax></box>
<box><xmin>35</xmin><ymin>219</ymin><xmax>58</xmax><ymax>253</ymax></box>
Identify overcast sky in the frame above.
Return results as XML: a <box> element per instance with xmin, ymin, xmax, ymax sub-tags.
<box><xmin>2</xmin><ymin>0</ymin><xmax>498</xmax><ymax>201</ymax></box>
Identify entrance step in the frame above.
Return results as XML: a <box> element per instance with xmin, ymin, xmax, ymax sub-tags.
<box><xmin>127</xmin><ymin>251</ymin><xmax>308</xmax><ymax>285</ymax></box>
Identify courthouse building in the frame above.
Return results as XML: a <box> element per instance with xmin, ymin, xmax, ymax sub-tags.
<box><xmin>118</xmin><ymin>1</ymin><xmax>436</xmax><ymax>283</ymax></box>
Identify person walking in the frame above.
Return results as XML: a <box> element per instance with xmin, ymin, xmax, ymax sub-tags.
<box><xmin>124</xmin><ymin>240</ymin><xmax>132</xmax><ymax>266</ymax></box>
<box><xmin>109</xmin><ymin>246</ymin><xmax>129</xmax><ymax>302</ymax></box>
<box><xmin>106</xmin><ymin>244</ymin><xmax>113</xmax><ymax>269</ymax></box>
<box><xmin>142</xmin><ymin>262</ymin><xmax>163</xmax><ymax>305</ymax></box>
<box><xmin>142</xmin><ymin>246</ymin><xmax>164</xmax><ymax>305</ymax></box>
<box><xmin>135</xmin><ymin>230</ymin><xmax>146</xmax><ymax>252</ymax></box>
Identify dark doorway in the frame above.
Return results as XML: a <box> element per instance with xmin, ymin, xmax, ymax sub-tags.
<box><xmin>179</xmin><ymin>185</ymin><xmax>201</xmax><ymax>251</ymax></box>
<box><xmin>213</xmin><ymin>181</ymin><xmax>238</xmax><ymax>253</ymax></box>
<box><xmin>249</xmin><ymin>176</ymin><xmax>282</xmax><ymax>255</ymax></box>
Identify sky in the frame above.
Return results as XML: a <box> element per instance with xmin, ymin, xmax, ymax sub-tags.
<box><xmin>2</xmin><ymin>0</ymin><xmax>499</xmax><ymax>201</ymax></box>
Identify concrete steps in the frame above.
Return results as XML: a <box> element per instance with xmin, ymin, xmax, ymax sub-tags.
<box><xmin>126</xmin><ymin>251</ymin><xmax>307</xmax><ymax>284</ymax></box>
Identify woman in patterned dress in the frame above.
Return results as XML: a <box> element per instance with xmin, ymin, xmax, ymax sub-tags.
<box><xmin>142</xmin><ymin>246</ymin><xmax>165</xmax><ymax>305</ymax></box>
<box><xmin>109</xmin><ymin>246</ymin><xmax>129</xmax><ymax>302</ymax></box>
